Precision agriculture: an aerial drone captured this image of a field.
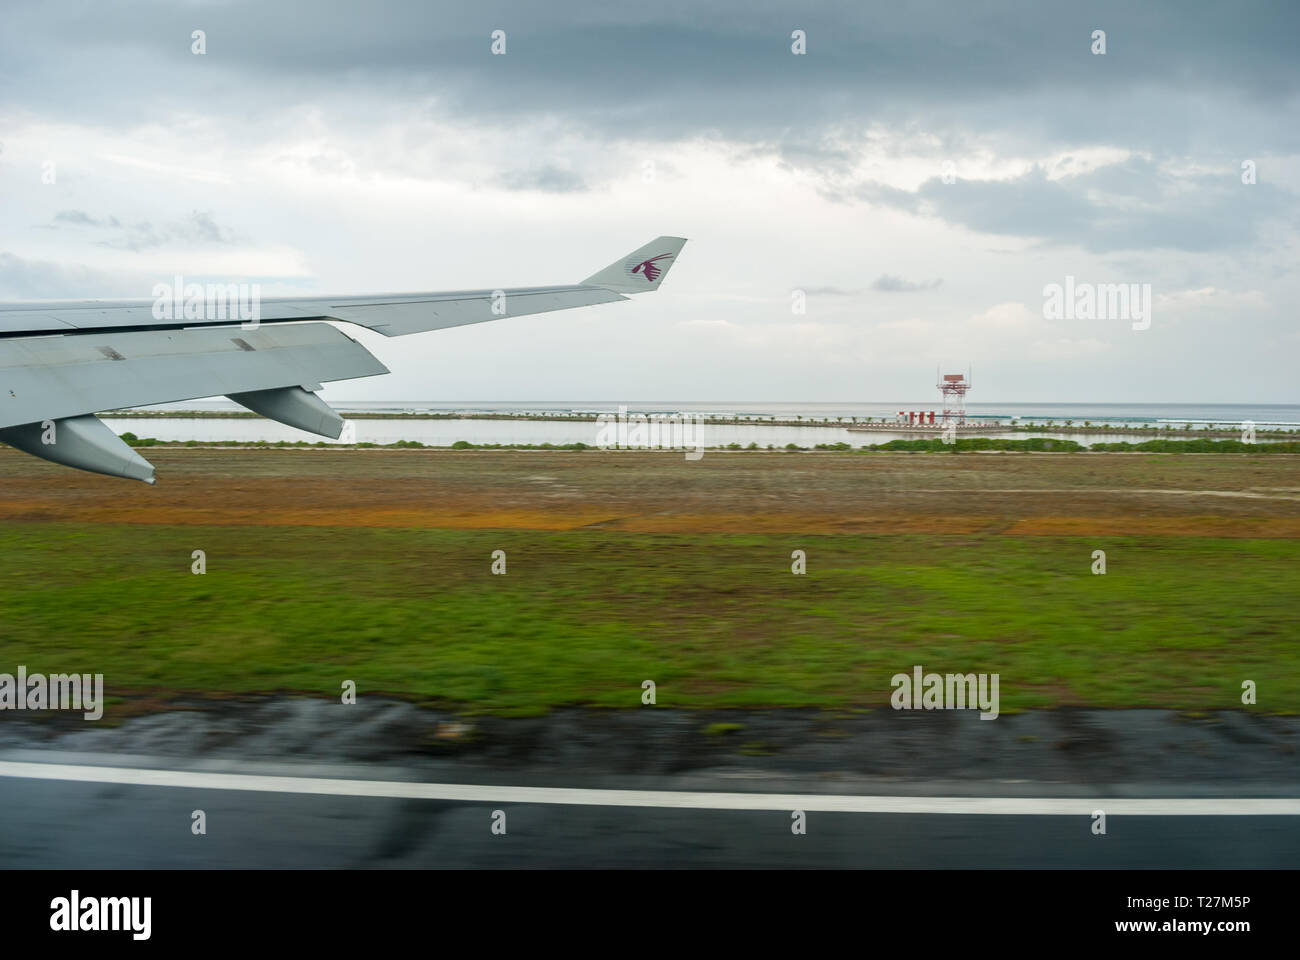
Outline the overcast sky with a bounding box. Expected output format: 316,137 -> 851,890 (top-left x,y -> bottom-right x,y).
2,0 -> 1297,402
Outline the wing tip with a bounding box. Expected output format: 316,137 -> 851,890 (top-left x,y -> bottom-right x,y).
582,236 -> 688,292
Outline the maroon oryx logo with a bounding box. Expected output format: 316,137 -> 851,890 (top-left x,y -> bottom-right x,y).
630,253 -> 673,283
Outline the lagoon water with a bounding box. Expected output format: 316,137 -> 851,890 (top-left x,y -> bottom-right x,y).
103,415 -> 975,448
104,398 -> 1300,448
137,398 -> 1300,424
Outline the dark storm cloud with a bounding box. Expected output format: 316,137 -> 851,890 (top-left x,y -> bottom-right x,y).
4,1 -> 1297,262
3,0 -> 1298,153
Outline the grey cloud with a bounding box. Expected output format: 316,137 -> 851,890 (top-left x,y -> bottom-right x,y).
0,252 -> 144,298
832,179 -> 922,212
852,158 -> 1296,254
800,285 -> 861,296
54,209 -> 120,228
182,211 -> 233,244
871,274 -> 942,292
95,210 -> 237,252
496,165 -> 588,193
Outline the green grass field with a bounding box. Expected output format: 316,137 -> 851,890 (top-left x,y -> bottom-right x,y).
1,522 -> 1294,716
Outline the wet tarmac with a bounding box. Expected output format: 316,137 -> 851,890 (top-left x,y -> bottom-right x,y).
2,699 -> 1296,868
2,697 -> 1295,783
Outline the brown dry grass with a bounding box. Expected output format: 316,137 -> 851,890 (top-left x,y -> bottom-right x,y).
0,447 -> 1296,536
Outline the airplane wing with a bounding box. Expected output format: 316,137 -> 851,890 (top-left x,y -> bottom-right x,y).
0,236 -> 687,483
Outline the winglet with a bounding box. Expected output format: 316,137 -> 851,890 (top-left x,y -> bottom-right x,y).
582,236 -> 687,293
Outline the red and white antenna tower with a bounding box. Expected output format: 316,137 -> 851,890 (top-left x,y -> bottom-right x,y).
936,365 -> 972,424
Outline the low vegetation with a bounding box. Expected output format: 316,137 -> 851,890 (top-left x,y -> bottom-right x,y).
0,524 -> 1293,716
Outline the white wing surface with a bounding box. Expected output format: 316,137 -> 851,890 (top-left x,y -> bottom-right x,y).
0,236 -> 687,481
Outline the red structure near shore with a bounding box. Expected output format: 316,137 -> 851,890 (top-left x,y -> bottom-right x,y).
938,369 -> 971,425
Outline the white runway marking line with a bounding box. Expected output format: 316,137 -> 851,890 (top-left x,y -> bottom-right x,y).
1,761 -> 1298,815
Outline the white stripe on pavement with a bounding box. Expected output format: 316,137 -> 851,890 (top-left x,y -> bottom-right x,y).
1,761 -> 1298,815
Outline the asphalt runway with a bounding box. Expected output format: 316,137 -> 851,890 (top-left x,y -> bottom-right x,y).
3,755 -> 1297,868
4,702 -> 1297,868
